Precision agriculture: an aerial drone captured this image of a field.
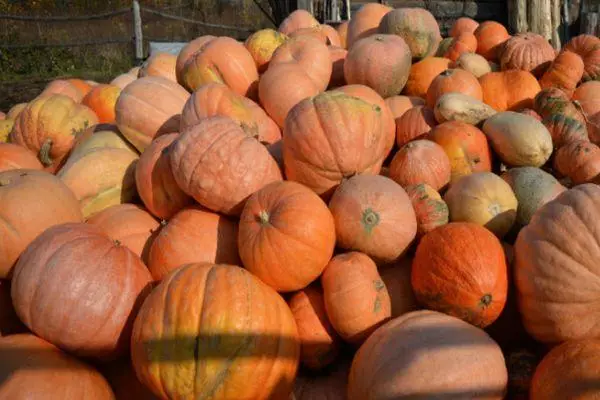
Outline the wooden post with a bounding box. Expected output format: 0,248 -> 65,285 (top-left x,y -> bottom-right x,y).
563,0 -> 571,43
508,0 -> 528,33
582,12 -> 599,34
345,0 -> 351,19
551,0 -> 561,49
133,0 -> 144,63
529,0 -> 553,41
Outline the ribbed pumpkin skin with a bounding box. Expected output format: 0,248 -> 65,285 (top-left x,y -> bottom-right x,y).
278,9 -> 319,35
7,103 -> 26,120
474,21 -> 510,61
403,57 -> 451,99
480,70 -> 541,112
131,263 -> 300,400
346,3 -> 392,49
282,91 -> 390,198
501,167 -> 566,226
39,79 -> 84,103
328,175 -> 417,263
0,334 -> 115,400
564,34 -> 600,82
500,33 -> 556,76
395,105 -> 437,147
81,84 -> 121,124
115,76 -> 190,152
530,339 -> 600,400
138,52 -> 177,82
70,124 -> 138,160
514,184 -> 600,344
238,181 -> 336,292
175,35 -> 216,83
11,223 -> 152,360
534,87 -> 586,122
389,139 -> 451,190
245,29 -> 288,73
378,7 -> 442,61
379,258 -> 419,318
148,206 -> 240,282
170,116 -> 282,216
426,69 -> 483,109
348,310 -> 508,400
180,82 -> 281,144
0,170 -> 83,278
344,34 -> 412,98
539,51 -> 585,97
542,114 -> 589,149
384,95 -> 425,119
135,133 -> 193,220
321,252 -> 391,344
288,285 -> 341,370
553,140 -> 600,184
0,143 -> 43,173
9,94 -> 98,169
450,17 -> 479,37
405,183 -> 449,236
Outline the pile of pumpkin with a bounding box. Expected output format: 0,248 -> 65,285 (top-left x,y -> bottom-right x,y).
1,3 -> 600,399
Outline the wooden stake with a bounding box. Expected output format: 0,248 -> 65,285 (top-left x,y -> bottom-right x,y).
133,0 -> 144,63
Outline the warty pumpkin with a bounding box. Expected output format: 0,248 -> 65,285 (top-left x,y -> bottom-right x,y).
499,33 -> 556,76
479,70 -> 541,111
402,56 -> 451,99
388,139 -> 451,190
245,29 -> 288,73
81,84 -> 121,124
0,143 -> 43,173
474,21 -> 511,61
405,183 -> 449,237
539,50 -> 585,97
346,3 -> 392,49
138,51 -> 177,82
426,68 -> 483,109
564,34 -> 600,82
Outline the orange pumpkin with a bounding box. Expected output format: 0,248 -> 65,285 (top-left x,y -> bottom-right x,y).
450,17 -> 479,37
389,139 -> 451,190
346,3 -> 392,49
321,252 -> 391,344
474,21 -> 511,61
139,52 -> 177,82
394,105 -> 437,147
81,84 -> 121,124
543,114 -> 589,149
539,50 -> 585,97
444,32 -> 478,62
278,9 -> 319,35
39,79 -> 84,103
378,258 -> 419,317
499,33 -> 556,76
336,21 -> 349,49
0,143 -> 43,173
573,81 -> 600,118
412,222 -> 508,327
288,284 -> 341,370
426,69 -> 483,108
384,95 -> 426,119
553,140 -> 600,184
564,34 -> 600,82
148,205 -> 240,281
238,181 -> 336,292
244,29 -> 288,73
175,35 -> 216,83
328,175 -> 417,263
328,46 -> 348,88
403,57 -> 452,99
344,34 -> 412,98
405,183 -> 449,236
321,24 -> 341,47
479,70 -> 542,111
131,263 -> 299,400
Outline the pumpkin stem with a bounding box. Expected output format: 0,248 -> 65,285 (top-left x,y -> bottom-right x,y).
114,239 -> 122,247
0,178 -> 10,186
440,69 -> 453,77
479,293 -> 493,307
39,138 -> 53,167
258,210 -> 270,225
362,208 -> 380,234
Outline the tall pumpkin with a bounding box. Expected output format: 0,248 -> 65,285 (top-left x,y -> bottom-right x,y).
131,263 -> 300,400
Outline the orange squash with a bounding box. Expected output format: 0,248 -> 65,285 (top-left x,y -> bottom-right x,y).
553,140 -> 600,184
539,50 -> 585,97
346,3 -> 392,49
403,56 -> 451,99
405,183 -> 449,237
564,34 -> 600,82
244,29 -> 288,73
450,17 -> 479,37
139,52 -> 177,82
426,69 -> 483,108
81,84 -> 121,124
444,32 -> 478,61
499,33 -> 556,76
474,21 -> 511,61
395,105 -> 437,147
0,143 -> 43,173
480,70 -> 542,111
175,35 -> 216,83
389,139 -> 451,190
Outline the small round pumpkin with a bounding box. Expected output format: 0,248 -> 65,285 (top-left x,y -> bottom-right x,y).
384,95 -> 426,119
170,116 -> 282,216
175,35 -> 216,84
394,105 -> 437,147
474,21 -> 511,61
321,251 -> 391,344
244,28 -> 288,73
553,140 -> 600,184
444,172 -> 518,238
0,143 -> 43,173
81,84 -> 121,124
405,183 -> 449,237
388,139 -> 451,190
500,33 -> 556,76
138,52 -> 177,82
148,205 -> 240,282
426,68 -> 483,108
564,34 -> 600,82
346,3 -> 392,49
238,181 -> 336,292
403,56 -> 452,99
379,258 -> 419,318
539,50 -> 585,97
450,17 -> 479,37
328,175 -> 417,263
444,32 -> 478,61
480,70 -> 542,111
278,9 -> 319,35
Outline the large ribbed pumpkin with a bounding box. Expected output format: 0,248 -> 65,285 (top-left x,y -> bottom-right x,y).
328,175 -> 417,263
346,3 -> 392,49
348,310 -> 507,399
115,76 -> 190,152
0,170 -> 83,278
238,181 -> 336,292
11,223 -> 152,360
130,263 -> 300,400
499,33 -> 556,76
388,139 -> 451,190
283,91 -> 390,198
0,334 -> 115,399
0,143 -> 43,173
170,116 -> 282,216
514,184 -> 600,344
148,206 -> 240,282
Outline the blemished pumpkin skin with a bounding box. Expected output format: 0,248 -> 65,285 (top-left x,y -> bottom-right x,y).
81,84 -> 122,124
328,46 -> 348,89
553,140 -> 600,184
0,170 -> 83,279
181,36 -> 259,98
180,82 -> 281,145
0,143 -> 43,173
131,263 -> 300,400
384,95 -> 425,119
564,34 -> 600,82
39,79 -> 84,103
321,24 -> 341,47
433,92 -> 497,125
293,359 -> 349,400
500,33 -> 556,77
444,172 -> 518,238
170,116 -> 282,216
282,91 -> 391,198
138,52 -> 177,82
412,222 -> 508,327
402,56 -> 451,99
394,105 -> 437,147
110,72 -> 137,90
479,70 -> 542,111
0,334 -> 116,400
244,29 -> 288,73
378,258 -> 419,318
388,139 -> 451,191
378,7 -> 442,61
405,183 -> 449,237
328,175 -> 417,263
344,34 -> 412,98
288,284 -> 342,370
450,17 -> 479,37
346,3 -> 392,49
135,133 -> 193,220
514,184 -> 600,344
530,339 -> 600,400
175,35 -> 216,84
501,167 -> 566,227
336,21 -> 349,49
426,68 -> 483,109
9,94 -> 98,169
270,34 -> 332,91
0,279 -> 26,337
533,87 -> 586,124
11,223 -> 152,360
348,310 -> 508,400
57,147 -> 138,219
539,50 -> 585,97
238,181 -> 336,292
451,52 -> 499,78
444,32 -> 478,62
148,205 -> 240,282
278,9 -> 319,35
428,121 -> 493,182
7,102 -> 27,120
258,63 -> 321,128
87,204 -> 160,265
474,21 -> 511,61
542,114 -> 589,149
115,76 -> 190,152
100,360 -> 159,400
321,252 -> 391,344
69,123 -> 138,160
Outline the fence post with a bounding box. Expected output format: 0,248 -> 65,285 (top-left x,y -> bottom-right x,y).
133,0 -> 144,64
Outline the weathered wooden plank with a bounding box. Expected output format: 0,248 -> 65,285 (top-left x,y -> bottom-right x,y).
582,11 -> 599,34
351,1 -> 505,21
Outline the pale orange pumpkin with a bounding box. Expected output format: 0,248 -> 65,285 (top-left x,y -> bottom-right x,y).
388,139 -> 451,190
175,35 -> 216,83
278,9 -> 320,35
39,79 -> 84,103
395,105 -> 437,147
346,3 -> 392,49
138,52 -> 177,82
450,17 -> 479,37
500,33 -> 556,76
384,95 -> 426,119
427,69 -> 483,108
